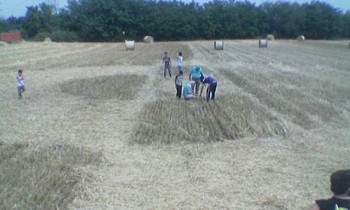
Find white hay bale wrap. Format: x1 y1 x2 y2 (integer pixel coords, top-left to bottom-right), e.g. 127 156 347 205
125 40 135 50
214 40 224 50
44 37 52 42
297 35 305 41
267 34 275 41
259 39 268 48
143 36 154 43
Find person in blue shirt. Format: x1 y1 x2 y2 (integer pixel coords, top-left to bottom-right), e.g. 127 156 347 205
200 75 217 102
189 66 203 95
183 81 197 100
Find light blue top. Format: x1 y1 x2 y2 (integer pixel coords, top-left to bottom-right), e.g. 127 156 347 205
183 83 192 97
190 66 203 79
178 56 183 66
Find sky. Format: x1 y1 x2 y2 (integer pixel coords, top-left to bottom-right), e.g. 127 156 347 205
0 0 349 18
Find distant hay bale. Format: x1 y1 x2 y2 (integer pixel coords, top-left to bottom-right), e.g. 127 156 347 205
143 36 154 43
125 40 135 50
44 37 52 42
259 39 268 48
214 40 224 50
297 35 305 41
267 34 275 41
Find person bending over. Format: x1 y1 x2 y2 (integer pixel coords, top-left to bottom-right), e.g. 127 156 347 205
200 75 217 102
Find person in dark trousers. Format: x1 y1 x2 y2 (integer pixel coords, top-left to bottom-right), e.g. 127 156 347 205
308 169 350 210
162 51 171 77
174 71 183 99
199 75 217 102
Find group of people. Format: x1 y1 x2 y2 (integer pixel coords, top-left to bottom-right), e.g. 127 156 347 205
163 51 217 102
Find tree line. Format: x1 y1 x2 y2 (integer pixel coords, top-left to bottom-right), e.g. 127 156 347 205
1 0 350 42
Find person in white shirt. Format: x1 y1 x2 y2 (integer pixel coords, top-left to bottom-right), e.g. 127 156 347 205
177 52 183 73
17 69 25 99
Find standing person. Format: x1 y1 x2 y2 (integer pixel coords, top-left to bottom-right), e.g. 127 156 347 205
177 52 183 73
308 169 350 210
183 81 197 100
189 66 203 95
162 51 171 77
174 70 183 99
200 75 217 102
17 69 25 99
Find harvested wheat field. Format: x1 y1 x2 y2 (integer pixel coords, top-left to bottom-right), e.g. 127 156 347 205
1 40 350 210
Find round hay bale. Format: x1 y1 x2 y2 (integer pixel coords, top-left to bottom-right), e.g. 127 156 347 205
44 37 52 42
143 36 154 43
259 39 268 48
125 40 135 51
267 34 275 41
297 35 305 41
214 40 224 50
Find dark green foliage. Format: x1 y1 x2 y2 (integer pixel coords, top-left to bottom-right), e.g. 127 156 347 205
3 0 350 41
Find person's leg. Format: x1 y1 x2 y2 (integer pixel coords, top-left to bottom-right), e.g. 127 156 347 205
178 85 182 98
211 82 217 100
18 86 22 99
164 66 167 77
169 67 172 77
194 78 200 94
178 66 182 74
176 85 181 98
206 85 210 102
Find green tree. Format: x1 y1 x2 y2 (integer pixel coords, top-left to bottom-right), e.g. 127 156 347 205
302 1 341 39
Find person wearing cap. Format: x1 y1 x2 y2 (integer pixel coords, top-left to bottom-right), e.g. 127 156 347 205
162 51 171 77
200 75 217 102
189 66 203 95
308 169 350 210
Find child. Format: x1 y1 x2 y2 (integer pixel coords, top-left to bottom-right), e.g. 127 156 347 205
17 69 25 99
162 51 171 77
183 81 197 100
174 70 183 99
177 52 183 73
